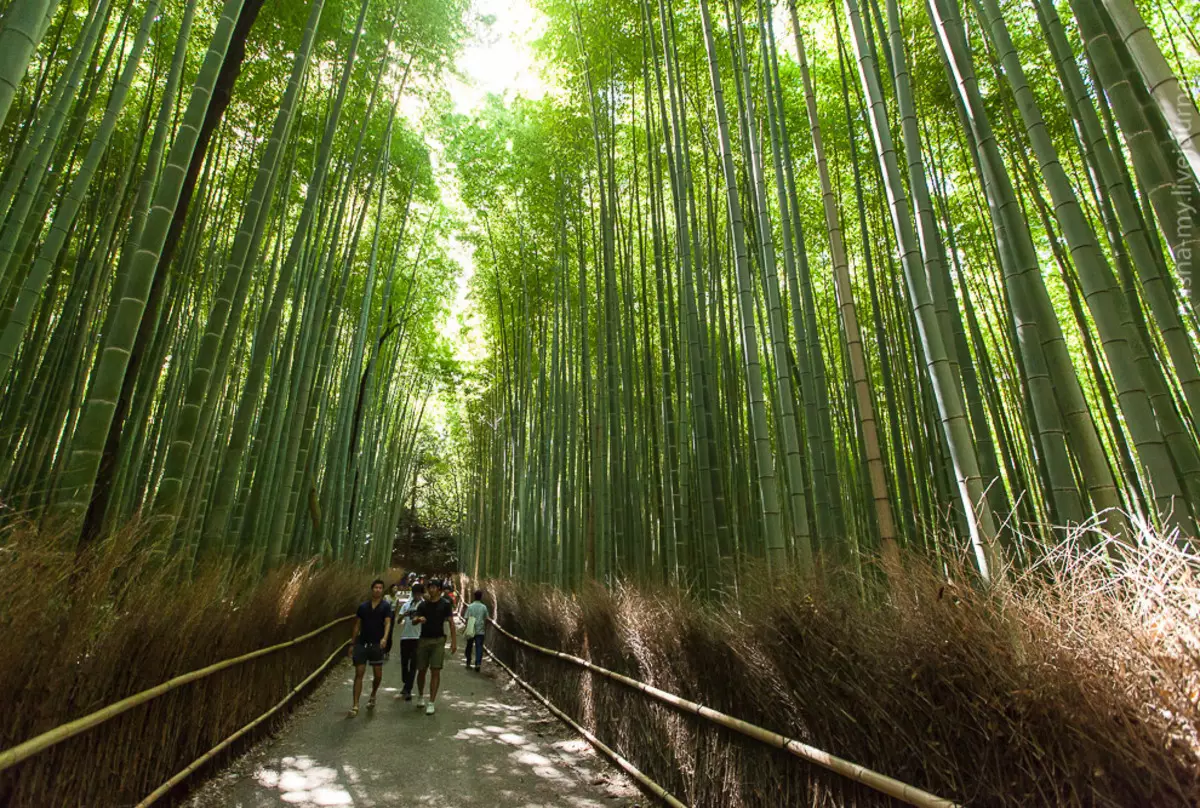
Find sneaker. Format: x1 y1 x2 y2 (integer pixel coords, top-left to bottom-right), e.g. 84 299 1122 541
425 701 436 715
403 692 412 702
417 695 426 707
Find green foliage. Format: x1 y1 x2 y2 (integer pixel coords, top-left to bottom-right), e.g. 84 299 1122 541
450 0 1200 590
0 0 472 571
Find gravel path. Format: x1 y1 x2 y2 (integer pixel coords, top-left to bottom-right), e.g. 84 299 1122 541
187 643 643 808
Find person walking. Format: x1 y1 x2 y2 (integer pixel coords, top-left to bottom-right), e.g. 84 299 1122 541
411 578 456 715
464 590 489 671
383 583 402 660
394 582 424 701
347 578 392 717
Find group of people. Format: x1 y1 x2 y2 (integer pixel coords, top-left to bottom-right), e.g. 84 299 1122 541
346 576 490 718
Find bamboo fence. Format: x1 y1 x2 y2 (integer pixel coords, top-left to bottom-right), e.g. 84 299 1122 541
0 614 355 774
3 607 964 807
486 618 960 808
483 646 689 807
135 635 352 805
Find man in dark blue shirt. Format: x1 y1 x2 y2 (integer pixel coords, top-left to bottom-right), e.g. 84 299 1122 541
347 579 392 717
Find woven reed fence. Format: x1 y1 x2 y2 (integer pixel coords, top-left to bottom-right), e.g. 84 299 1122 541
0 615 353 806
2 594 968 807
486 618 956 807
485 616 963 807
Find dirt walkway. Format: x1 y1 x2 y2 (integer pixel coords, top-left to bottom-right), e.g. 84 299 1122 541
188 643 642 808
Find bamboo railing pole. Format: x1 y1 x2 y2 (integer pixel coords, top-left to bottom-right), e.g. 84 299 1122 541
136 638 353 806
484 646 688 808
487 619 958 808
0 615 355 772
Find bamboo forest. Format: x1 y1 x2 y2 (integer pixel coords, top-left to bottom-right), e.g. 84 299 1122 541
1 0 1199 803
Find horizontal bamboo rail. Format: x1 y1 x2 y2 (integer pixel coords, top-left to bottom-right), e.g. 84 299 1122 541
0 614 355 773
136 636 352 806
487 618 959 808
484 645 688 808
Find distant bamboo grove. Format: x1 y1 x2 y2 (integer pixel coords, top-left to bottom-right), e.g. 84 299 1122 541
0 0 469 569
450 0 1200 591
2 0 1199 590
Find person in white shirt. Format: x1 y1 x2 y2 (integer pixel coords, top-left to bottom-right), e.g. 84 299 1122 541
464 590 489 671
383 583 402 659
394 583 424 700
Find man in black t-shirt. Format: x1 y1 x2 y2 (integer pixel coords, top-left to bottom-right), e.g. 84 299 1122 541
411 578 457 715
347 579 392 717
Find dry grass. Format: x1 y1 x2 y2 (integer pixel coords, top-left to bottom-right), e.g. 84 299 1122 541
0 519 384 807
481 524 1200 807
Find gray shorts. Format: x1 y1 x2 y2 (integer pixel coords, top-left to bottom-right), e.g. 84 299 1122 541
352 642 384 666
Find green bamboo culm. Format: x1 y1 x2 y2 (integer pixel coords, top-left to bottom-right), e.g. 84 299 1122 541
0 0 160 383
845 0 1001 580
697 0 786 575
150 0 328 538
0 0 60 131
55 0 249 535
200 0 371 557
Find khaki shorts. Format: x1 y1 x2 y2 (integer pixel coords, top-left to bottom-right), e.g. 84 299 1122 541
415 637 445 670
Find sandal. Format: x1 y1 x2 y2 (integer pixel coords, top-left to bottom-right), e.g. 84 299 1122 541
347 706 359 718
366 697 376 710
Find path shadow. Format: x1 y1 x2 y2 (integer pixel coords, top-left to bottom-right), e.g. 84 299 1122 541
206 662 636 808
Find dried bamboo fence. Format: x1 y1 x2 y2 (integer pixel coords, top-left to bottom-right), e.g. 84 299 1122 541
0 614 354 805
483 646 688 806
135 633 352 806
5 606 962 807
486 617 959 808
